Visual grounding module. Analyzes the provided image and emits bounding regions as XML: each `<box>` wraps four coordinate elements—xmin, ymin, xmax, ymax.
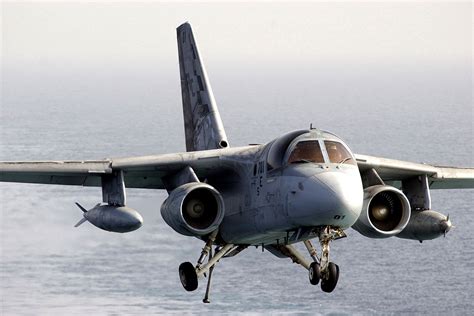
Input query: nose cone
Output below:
<box><xmin>313</xmin><ymin>171</ymin><xmax>364</xmax><ymax>218</ymax></box>
<box><xmin>115</xmin><ymin>207</ymin><xmax>143</xmax><ymax>232</ymax></box>
<box><xmin>125</xmin><ymin>209</ymin><xmax>144</xmax><ymax>231</ymax></box>
<box><xmin>288</xmin><ymin>170</ymin><xmax>363</xmax><ymax>228</ymax></box>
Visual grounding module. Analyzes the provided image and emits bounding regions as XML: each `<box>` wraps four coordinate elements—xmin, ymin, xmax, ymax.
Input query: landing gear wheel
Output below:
<box><xmin>179</xmin><ymin>262</ymin><xmax>198</xmax><ymax>292</ymax></box>
<box><xmin>309</xmin><ymin>262</ymin><xmax>321</xmax><ymax>285</ymax></box>
<box><xmin>321</xmin><ymin>262</ymin><xmax>339</xmax><ymax>293</ymax></box>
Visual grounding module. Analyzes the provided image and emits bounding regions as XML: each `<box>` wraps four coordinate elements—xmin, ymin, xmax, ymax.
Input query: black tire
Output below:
<box><xmin>321</xmin><ymin>262</ymin><xmax>339</xmax><ymax>293</ymax></box>
<box><xmin>309</xmin><ymin>262</ymin><xmax>321</xmax><ymax>285</ymax></box>
<box><xmin>179</xmin><ymin>262</ymin><xmax>198</xmax><ymax>291</ymax></box>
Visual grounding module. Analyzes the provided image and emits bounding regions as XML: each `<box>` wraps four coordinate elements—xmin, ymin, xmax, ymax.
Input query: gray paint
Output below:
<box><xmin>177</xmin><ymin>22</ymin><xmax>228</xmax><ymax>152</ymax></box>
<box><xmin>162</xmin><ymin>165</ymin><xmax>200</xmax><ymax>192</ymax></box>
<box><xmin>101</xmin><ymin>170</ymin><xmax>126</xmax><ymax>206</ymax></box>
<box><xmin>78</xmin><ymin>203</ymin><xmax>143</xmax><ymax>233</ymax></box>
<box><xmin>402</xmin><ymin>174</ymin><xmax>432</xmax><ymax>210</ymax></box>
<box><xmin>396</xmin><ymin>210</ymin><xmax>452</xmax><ymax>241</ymax></box>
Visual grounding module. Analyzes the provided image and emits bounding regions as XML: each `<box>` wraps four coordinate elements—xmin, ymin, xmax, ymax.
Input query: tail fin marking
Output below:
<box><xmin>177</xmin><ymin>22</ymin><xmax>229</xmax><ymax>152</ymax></box>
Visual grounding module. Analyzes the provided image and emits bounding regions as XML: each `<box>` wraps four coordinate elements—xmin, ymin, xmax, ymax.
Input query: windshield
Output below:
<box><xmin>324</xmin><ymin>141</ymin><xmax>356</xmax><ymax>165</ymax></box>
<box><xmin>288</xmin><ymin>141</ymin><xmax>325</xmax><ymax>164</ymax></box>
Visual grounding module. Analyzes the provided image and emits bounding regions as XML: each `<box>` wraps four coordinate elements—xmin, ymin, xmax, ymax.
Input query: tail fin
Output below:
<box><xmin>177</xmin><ymin>22</ymin><xmax>229</xmax><ymax>152</ymax></box>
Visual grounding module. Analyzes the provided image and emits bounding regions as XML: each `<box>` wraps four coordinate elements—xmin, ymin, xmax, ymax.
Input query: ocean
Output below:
<box><xmin>1</xmin><ymin>61</ymin><xmax>472</xmax><ymax>315</ymax></box>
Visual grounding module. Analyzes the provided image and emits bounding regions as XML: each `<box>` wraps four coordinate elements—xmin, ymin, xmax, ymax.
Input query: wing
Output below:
<box><xmin>355</xmin><ymin>154</ymin><xmax>474</xmax><ymax>189</ymax></box>
<box><xmin>0</xmin><ymin>146</ymin><xmax>255</xmax><ymax>189</ymax></box>
<box><xmin>0</xmin><ymin>160</ymin><xmax>111</xmax><ymax>187</ymax></box>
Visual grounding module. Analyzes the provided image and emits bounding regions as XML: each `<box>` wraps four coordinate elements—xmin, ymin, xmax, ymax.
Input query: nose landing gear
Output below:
<box><xmin>317</xmin><ymin>226</ymin><xmax>342</xmax><ymax>293</ymax></box>
<box><xmin>308</xmin><ymin>261</ymin><xmax>321</xmax><ymax>285</ymax></box>
<box><xmin>321</xmin><ymin>262</ymin><xmax>340</xmax><ymax>293</ymax></box>
<box><xmin>304</xmin><ymin>226</ymin><xmax>343</xmax><ymax>292</ymax></box>
<box><xmin>272</xmin><ymin>226</ymin><xmax>344</xmax><ymax>293</ymax></box>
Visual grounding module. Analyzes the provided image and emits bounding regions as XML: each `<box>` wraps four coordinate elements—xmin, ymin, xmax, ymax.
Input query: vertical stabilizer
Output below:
<box><xmin>177</xmin><ymin>22</ymin><xmax>229</xmax><ymax>152</ymax></box>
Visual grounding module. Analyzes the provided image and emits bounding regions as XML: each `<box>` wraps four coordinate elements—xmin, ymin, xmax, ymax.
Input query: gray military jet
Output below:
<box><xmin>1</xmin><ymin>22</ymin><xmax>473</xmax><ymax>303</ymax></box>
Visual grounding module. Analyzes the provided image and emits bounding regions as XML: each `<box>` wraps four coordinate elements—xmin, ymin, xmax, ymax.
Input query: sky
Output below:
<box><xmin>1</xmin><ymin>1</ymin><xmax>472</xmax><ymax>160</ymax></box>
<box><xmin>2</xmin><ymin>1</ymin><xmax>471</xmax><ymax>70</ymax></box>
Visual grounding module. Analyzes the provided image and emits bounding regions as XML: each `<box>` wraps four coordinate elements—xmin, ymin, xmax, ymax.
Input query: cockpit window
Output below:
<box><xmin>324</xmin><ymin>141</ymin><xmax>356</xmax><ymax>165</ymax></box>
<box><xmin>288</xmin><ymin>141</ymin><xmax>324</xmax><ymax>164</ymax></box>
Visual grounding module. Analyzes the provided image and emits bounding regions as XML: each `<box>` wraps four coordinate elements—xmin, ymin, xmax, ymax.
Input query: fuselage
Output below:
<box><xmin>215</xmin><ymin>129</ymin><xmax>364</xmax><ymax>245</ymax></box>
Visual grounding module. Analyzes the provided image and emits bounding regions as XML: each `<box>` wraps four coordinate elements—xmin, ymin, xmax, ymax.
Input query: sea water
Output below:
<box><xmin>1</xmin><ymin>63</ymin><xmax>472</xmax><ymax>315</ymax></box>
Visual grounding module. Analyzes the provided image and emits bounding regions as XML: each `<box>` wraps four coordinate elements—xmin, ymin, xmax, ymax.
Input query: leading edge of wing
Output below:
<box><xmin>0</xmin><ymin>146</ymin><xmax>257</xmax><ymax>189</ymax></box>
<box><xmin>355</xmin><ymin>154</ymin><xmax>474</xmax><ymax>189</ymax></box>
<box><xmin>111</xmin><ymin>146</ymin><xmax>256</xmax><ymax>170</ymax></box>
<box><xmin>112</xmin><ymin>146</ymin><xmax>256</xmax><ymax>189</ymax></box>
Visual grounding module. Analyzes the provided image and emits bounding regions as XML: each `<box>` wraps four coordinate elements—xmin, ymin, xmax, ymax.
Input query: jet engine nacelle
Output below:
<box><xmin>352</xmin><ymin>185</ymin><xmax>411</xmax><ymax>238</ymax></box>
<box><xmin>396</xmin><ymin>210</ymin><xmax>452</xmax><ymax>241</ymax></box>
<box><xmin>160</xmin><ymin>182</ymin><xmax>225</xmax><ymax>237</ymax></box>
<box><xmin>84</xmin><ymin>204</ymin><xmax>143</xmax><ymax>233</ymax></box>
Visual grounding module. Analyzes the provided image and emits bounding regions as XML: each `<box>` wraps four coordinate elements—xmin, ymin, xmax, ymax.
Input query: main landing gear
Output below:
<box><xmin>178</xmin><ymin>226</ymin><xmax>344</xmax><ymax>302</ymax></box>
<box><xmin>178</xmin><ymin>230</ymin><xmax>243</xmax><ymax>303</ymax></box>
<box><xmin>283</xmin><ymin>226</ymin><xmax>344</xmax><ymax>293</ymax></box>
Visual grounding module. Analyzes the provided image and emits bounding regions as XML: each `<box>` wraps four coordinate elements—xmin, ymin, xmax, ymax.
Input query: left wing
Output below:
<box><xmin>0</xmin><ymin>146</ymin><xmax>254</xmax><ymax>189</ymax></box>
<box><xmin>355</xmin><ymin>154</ymin><xmax>474</xmax><ymax>189</ymax></box>
<box><xmin>0</xmin><ymin>160</ymin><xmax>112</xmax><ymax>187</ymax></box>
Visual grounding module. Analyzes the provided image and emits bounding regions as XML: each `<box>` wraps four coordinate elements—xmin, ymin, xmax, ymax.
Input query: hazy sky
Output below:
<box><xmin>2</xmin><ymin>1</ymin><xmax>471</xmax><ymax>70</ymax></box>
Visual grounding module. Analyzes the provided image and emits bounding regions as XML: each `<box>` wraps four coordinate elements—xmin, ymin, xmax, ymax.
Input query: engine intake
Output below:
<box><xmin>161</xmin><ymin>182</ymin><xmax>224</xmax><ymax>236</ymax></box>
<box><xmin>352</xmin><ymin>185</ymin><xmax>411</xmax><ymax>238</ymax></box>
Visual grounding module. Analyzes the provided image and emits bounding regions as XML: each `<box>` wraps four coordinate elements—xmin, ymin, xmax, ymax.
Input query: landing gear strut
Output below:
<box><xmin>178</xmin><ymin>226</ymin><xmax>344</xmax><ymax>301</ymax></box>
<box><xmin>301</xmin><ymin>226</ymin><xmax>344</xmax><ymax>292</ymax></box>
<box><xmin>274</xmin><ymin>226</ymin><xmax>344</xmax><ymax>293</ymax></box>
<box><xmin>202</xmin><ymin>247</ymin><xmax>214</xmax><ymax>303</ymax></box>
<box><xmin>178</xmin><ymin>230</ymin><xmax>235</xmax><ymax>303</ymax></box>
<box><xmin>316</xmin><ymin>226</ymin><xmax>343</xmax><ymax>293</ymax></box>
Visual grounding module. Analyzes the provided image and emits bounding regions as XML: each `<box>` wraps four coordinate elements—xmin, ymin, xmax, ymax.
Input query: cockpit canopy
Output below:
<box><xmin>286</xmin><ymin>139</ymin><xmax>356</xmax><ymax>166</ymax></box>
<box><xmin>266</xmin><ymin>129</ymin><xmax>356</xmax><ymax>170</ymax></box>
<box><xmin>287</xmin><ymin>140</ymin><xmax>324</xmax><ymax>164</ymax></box>
<box><xmin>324</xmin><ymin>140</ymin><xmax>354</xmax><ymax>165</ymax></box>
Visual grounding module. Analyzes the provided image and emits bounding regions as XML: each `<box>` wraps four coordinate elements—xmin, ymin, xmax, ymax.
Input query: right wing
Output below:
<box><xmin>355</xmin><ymin>154</ymin><xmax>474</xmax><ymax>189</ymax></box>
<box><xmin>0</xmin><ymin>146</ymin><xmax>255</xmax><ymax>190</ymax></box>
